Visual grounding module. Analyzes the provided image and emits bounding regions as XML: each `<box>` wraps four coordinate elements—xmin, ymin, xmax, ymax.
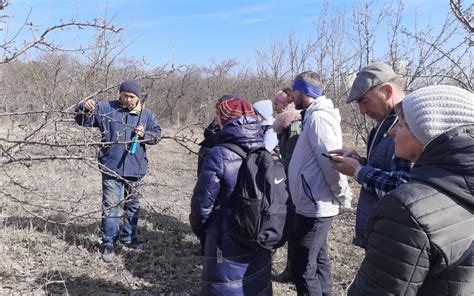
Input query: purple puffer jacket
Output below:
<box><xmin>190</xmin><ymin>116</ymin><xmax>272</xmax><ymax>296</ymax></box>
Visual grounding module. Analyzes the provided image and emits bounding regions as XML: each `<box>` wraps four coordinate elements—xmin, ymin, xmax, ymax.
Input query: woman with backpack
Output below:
<box><xmin>196</xmin><ymin>95</ymin><xmax>237</xmax><ymax>176</ymax></box>
<box><xmin>347</xmin><ymin>85</ymin><xmax>473</xmax><ymax>295</ymax></box>
<box><xmin>189</xmin><ymin>96</ymin><xmax>272</xmax><ymax>295</ymax></box>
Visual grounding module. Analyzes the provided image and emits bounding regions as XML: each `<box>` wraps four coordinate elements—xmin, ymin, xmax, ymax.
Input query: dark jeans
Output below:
<box><xmin>101</xmin><ymin>174</ymin><xmax>142</xmax><ymax>247</ymax></box>
<box><xmin>291</xmin><ymin>213</ymin><xmax>334</xmax><ymax>296</ymax></box>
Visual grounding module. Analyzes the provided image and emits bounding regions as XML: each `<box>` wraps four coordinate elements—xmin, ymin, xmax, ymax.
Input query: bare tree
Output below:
<box><xmin>1</xmin><ymin>17</ymin><xmax>122</xmax><ymax>65</ymax></box>
<box><xmin>1</xmin><ymin>0</ymin><xmax>472</xmax><ymax>227</ymax></box>
<box><xmin>450</xmin><ymin>0</ymin><xmax>473</xmax><ymax>44</ymax></box>
<box><xmin>351</xmin><ymin>0</ymin><xmax>390</xmax><ymax>67</ymax></box>
<box><xmin>251</xmin><ymin>0</ymin><xmax>472</xmax><ymax>147</ymax></box>
<box><xmin>287</xmin><ymin>32</ymin><xmax>317</xmax><ymax>78</ymax></box>
<box><xmin>0</xmin><ymin>2</ymin><xmax>183</xmax><ymax>230</ymax></box>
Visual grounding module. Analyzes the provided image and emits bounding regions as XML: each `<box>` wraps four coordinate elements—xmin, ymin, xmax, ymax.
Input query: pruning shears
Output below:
<box><xmin>130</xmin><ymin>93</ymin><xmax>149</xmax><ymax>155</ymax></box>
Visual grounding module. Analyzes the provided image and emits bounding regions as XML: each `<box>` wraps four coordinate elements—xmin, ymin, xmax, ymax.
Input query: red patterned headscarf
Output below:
<box><xmin>215</xmin><ymin>97</ymin><xmax>255</xmax><ymax>125</ymax></box>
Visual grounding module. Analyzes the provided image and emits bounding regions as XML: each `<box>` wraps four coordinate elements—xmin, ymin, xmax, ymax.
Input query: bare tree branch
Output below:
<box><xmin>450</xmin><ymin>0</ymin><xmax>474</xmax><ymax>34</ymax></box>
<box><xmin>2</xmin><ymin>20</ymin><xmax>123</xmax><ymax>64</ymax></box>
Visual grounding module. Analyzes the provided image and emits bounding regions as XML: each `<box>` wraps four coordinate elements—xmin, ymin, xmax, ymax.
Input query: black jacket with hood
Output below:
<box><xmin>348</xmin><ymin>124</ymin><xmax>474</xmax><ymax>296</ymax></box>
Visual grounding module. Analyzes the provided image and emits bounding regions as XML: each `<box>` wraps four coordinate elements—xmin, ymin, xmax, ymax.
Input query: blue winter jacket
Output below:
<box><xmin>75</xmin><ymin>99</ymin><xmax>161</xmax><ymax>178</ymax></box>
<box><xmin>353</xmin><ymin>111</ymin><xmax>411</xmax><ymax>248</ymax></box>
<box><xmin>190</xmin><ymin>116</ymin><xmax>272</xmax><ymax>296</ymax></box>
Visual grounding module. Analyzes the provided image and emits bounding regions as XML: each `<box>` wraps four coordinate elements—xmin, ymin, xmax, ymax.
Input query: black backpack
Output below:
<box><xmin>220</xmin><ymin>143</ymin><xmax>289</xmax><ymax>250</ymax></box>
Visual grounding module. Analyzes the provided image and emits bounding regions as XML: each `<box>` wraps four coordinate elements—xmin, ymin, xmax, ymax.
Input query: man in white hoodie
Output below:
<box><xmin>288</xmin><ymin>71</ymin><xmax>352</xmax><ymax>295</ymax></box>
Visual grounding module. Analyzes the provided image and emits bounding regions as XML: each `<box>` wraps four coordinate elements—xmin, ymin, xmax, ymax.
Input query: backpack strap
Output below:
<box><xmin>219</xmin><ymin>143</ymin><xmax>247</xmax><ymax>159</ymax></box>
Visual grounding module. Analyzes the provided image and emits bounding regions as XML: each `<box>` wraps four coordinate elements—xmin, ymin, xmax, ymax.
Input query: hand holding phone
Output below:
<box><xmin>321</xmin><ymin>153</ymin><xmax>334</xmax><ymax>160</ymax></box>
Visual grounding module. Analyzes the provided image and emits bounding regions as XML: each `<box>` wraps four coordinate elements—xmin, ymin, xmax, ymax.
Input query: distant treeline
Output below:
<box><xmin>1</xmin><ymin>0</ymin><xmax>471</xmax><ymax>141</ymax></box>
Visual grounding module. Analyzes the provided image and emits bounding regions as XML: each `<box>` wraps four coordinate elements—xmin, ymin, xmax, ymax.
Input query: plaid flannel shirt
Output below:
<box><xmin>356</xmin><ymin>155</ymin><xmax>412</xmax><ymax>199</ymax></box>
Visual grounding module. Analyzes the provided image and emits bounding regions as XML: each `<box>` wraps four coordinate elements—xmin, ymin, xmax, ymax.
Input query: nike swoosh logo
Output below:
<box><xmin>274</xmin><ymin>177</ymin><xmax>285</xmax><ymax>184</ymax></box>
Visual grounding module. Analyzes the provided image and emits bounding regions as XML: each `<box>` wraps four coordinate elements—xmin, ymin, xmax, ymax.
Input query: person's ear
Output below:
<box><xmin>381</xmin><ymin>83</ymin><xmax>393</xmax><ymax>101</ymax></box>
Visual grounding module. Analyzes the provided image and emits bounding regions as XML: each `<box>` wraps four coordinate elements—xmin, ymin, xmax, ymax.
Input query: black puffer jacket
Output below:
<box><xmin>348</xmin><ymin>124</ymin><xmax>474</xmax><ymax>296</ymax></box>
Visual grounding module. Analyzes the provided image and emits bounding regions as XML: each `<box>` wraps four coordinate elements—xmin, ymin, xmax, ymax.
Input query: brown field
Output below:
<box><xmin>0</xmin><ymin>123</ymin><xmax>364</xmax><ymax>295</ymax></box>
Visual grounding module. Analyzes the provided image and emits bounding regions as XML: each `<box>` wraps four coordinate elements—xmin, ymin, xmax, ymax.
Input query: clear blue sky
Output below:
<box><xmin>4</xmin><ymin>0</ymin><xmax>451</xmax><ymax>68</ymax></box>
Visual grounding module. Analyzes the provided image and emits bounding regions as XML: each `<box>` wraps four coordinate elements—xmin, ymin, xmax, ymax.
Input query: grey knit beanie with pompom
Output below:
<box><xmin>402</xmin><ymin>85</ymin><xmax>474</xmax><ymax>146</ymax></box>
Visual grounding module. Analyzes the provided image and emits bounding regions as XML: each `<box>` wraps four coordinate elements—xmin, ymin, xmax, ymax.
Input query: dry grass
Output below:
<box><xmin>0</xmin><ymin>125</ymin><xmax>364</xmax><ymax>295</ymax></box>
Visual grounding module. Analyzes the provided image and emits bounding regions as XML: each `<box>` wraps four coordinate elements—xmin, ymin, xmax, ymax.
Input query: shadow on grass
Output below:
<box><xmin>36</xmin><ymin>270</ymin><xmax>139</xmax><ymax>295</ymax></box>
<box><xmin>3</xmin><ymin>215</ymin><xmax>100</xmax><ymax>251</ymax></box>
<box><xmin>35</xmin><ymin>270</ymin><xmax>197</xmax><ymax>295</ymax></box>
<box><xmin>5</xmin><ymin>207</ymin><xmax>202</xmax><ymax>294</ymax></box>
<box><xmin>121</xmin><ymin>207</ymin><xmax>201</xmax><ymax>293</ymax></box>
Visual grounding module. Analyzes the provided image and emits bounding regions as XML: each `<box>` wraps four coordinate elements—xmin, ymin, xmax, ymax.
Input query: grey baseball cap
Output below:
<box><xmin>347</xmin><ymin>62</ymin><xmax>398</xmax><ymax>103</ymax></box>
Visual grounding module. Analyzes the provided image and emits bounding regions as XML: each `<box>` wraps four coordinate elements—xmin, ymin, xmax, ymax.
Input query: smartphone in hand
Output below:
<box><xmin>321</xmin><ymin>153</ymin><xmax>334</xmax><ymax>160</ymax></box>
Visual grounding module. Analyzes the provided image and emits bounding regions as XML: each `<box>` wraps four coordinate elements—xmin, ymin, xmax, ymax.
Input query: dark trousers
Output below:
<box><xmin>291</xmin><ymin>213</ymin><xmax>334</xmax><ymax>296</ymax></box>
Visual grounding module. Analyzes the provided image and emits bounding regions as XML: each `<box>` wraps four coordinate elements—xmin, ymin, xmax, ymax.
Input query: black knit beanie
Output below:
<box><xmin>119</xmin><ymin>79</ymin><xmax>141</xmax><ymax>97</ymax></box>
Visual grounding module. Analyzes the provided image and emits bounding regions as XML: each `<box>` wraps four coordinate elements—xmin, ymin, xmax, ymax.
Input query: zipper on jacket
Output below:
<box><xmin>301</xmin><ymin>174</ymin><xmax>318</xmax><ymax>209</ymax></box>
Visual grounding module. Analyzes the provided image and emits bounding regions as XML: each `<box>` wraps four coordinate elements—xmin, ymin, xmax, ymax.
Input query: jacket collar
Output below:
<box><xmin>411</xmin><ymin>124</ymin><xmax>474</xmax><ymax>208</ymax></box>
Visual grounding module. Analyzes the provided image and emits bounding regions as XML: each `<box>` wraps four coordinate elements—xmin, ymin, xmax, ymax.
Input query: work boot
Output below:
<box><xmin>102</xmin><ymin>245</ymin><xmax>116</xmax><ymax>263</ymax></box>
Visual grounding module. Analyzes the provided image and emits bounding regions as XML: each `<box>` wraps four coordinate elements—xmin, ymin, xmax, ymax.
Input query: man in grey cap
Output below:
<box><xmin>329</xmin><ymin>62</ymin><xmax>412</xmax><ymax>248</ymax></box>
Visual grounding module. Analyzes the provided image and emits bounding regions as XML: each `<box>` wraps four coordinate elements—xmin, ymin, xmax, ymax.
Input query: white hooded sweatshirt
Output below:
<box><xmin>288</xmin><ymin>96</ymin><xmax>352</xmax><ymax>218</ymax></box>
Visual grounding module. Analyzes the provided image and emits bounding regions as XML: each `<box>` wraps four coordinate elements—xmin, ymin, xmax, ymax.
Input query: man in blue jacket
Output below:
<box><xmin>330</xmin><ymin>62</ymin><xmax>411</xmax><ymax>248</ymax></box>
<box><xmin>75</xmin><ymin>79</ymin><xmax>161</xmax><ymax>262</ymax></box>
